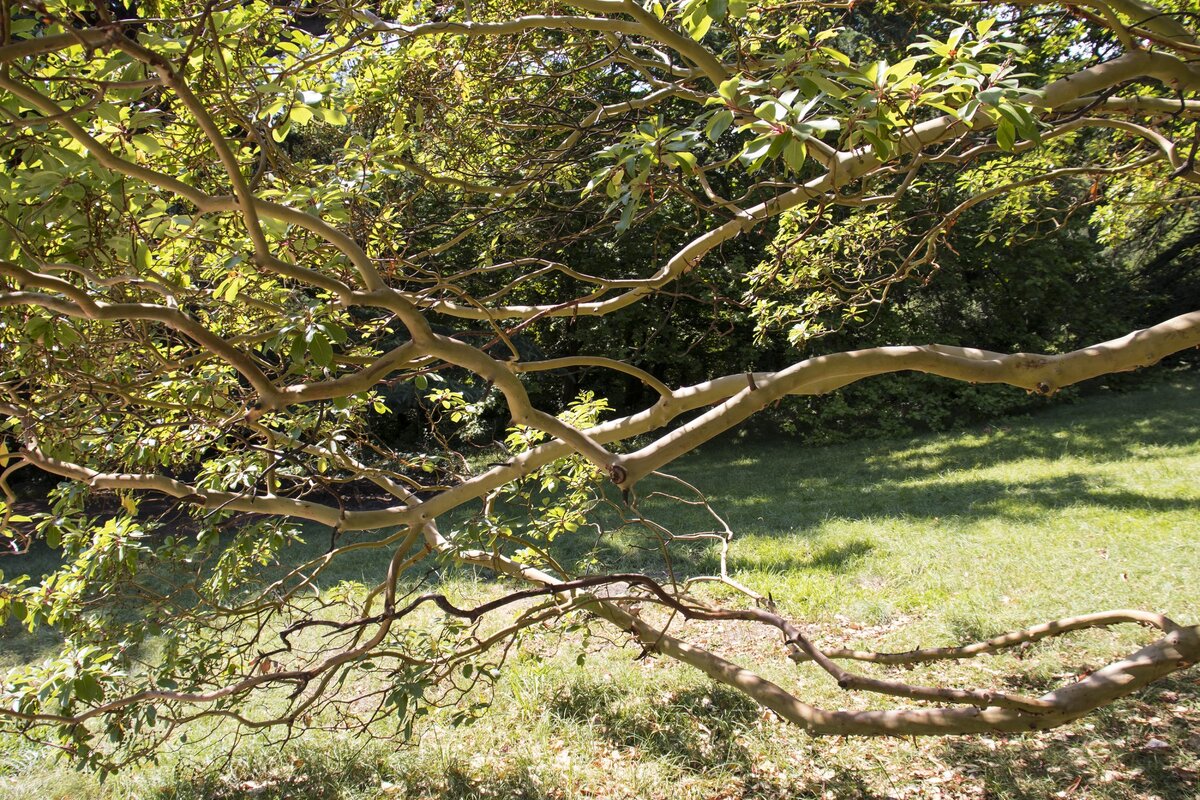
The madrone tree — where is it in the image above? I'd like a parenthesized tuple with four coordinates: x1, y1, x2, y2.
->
(2, 0, 1200, 771)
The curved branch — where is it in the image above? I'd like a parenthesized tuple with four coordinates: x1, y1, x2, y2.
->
(421, 530, 1200, 736)
(512, 356, 673, 397)
(615, 309, 1200, 485)
(807, 610, 1180, 665)
(0, 264, 281, 402)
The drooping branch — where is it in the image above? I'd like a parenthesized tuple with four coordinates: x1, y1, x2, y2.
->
(418, 534, 1200, 736)
(601, 599, 1200, 735)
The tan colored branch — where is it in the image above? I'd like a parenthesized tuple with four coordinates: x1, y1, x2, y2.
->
(422, 531, 1200, 736)
(1090, 0, 1199, 46)
(807, 610, 1179, 665)
(0, 28, 113, 62)
(615, 310, 1200, 485)
(602, 600, 1199, 735)
(0, 264, 281, 402)
(511, 356, 672, 397)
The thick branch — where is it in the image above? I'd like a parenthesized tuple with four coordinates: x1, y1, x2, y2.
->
(615, 310, 1200, 485)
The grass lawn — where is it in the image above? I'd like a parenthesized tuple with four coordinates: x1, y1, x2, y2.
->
(1, 375, 1198, 799)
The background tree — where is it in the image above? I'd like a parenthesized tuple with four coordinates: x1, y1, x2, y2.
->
(1, 0, 1199, 773)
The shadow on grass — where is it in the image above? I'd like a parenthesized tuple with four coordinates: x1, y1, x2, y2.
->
(725, 536, 876, 575)
(542, 525, 878, 580)
(683, 382, 1200, 497)
(545, 467, 1196, 578)
(706, 380, 1199, 472)
(550, 682, 760, 770)
(127, 685, 886, 800)
(131, 735, 396, 800)
(934, 674, 1200, 800)
(544, 680, 883, 798)
(632, 381, 1200, 545)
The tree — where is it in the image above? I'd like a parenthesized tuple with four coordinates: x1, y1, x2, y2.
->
(1, 0, 1199, 771)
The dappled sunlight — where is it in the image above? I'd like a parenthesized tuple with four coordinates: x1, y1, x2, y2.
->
(667, 381, 1198, 533)
(549, 682, 761, 771)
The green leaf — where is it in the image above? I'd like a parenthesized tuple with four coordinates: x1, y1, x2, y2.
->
(996, 118, 1016, 151)
(74, 673, 104, 704)
(706, 109, 735, 141)
(742, 135, 774, 163)
(290, 334, 308, 365)
(806, 118, 841, 132)
(887, 59, 919, 81)
(260, 216, 288, 239)
(289, 105, 314, 126)
(947, 25, 968, 51)
(131, 134, 162, 155)
(96, 103, 122, 126)
(56, 325, 80, 347)
(320, 323, 348, 344)
(136, 242, 152, 272)
(820, 47, 852, 67)
(860, 129, 891, 158)
(317, 106, 348, 126)
(805, 75, 849, 98)
(308, 331, 333, 367)
(754, 100, 788, 123)
(977, 88, 1005, 106)
(686, 10, 712, 41)
(717, 75, 741, 102)
(219, 275, 243, 302)
(782, 136, 807, 173)
(669, 150, 698, 171)
(955, 98, 981, 122)
(994, 103, 1025, 132)
(616, 199, 638, 232)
